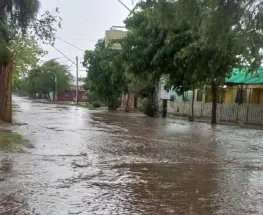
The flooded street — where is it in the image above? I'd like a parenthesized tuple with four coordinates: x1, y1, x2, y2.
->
(1, 96, 263, 215)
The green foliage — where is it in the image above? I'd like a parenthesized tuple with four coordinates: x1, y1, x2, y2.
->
(92, 101, 101, 108)
(119, 2, 198, 104)
(126, 0, 263, 123)
(13, 36, 44, 75)
(120, 3, 165, 82)
(151, 0, 263, 70)
(85, 91, 102, 108)
(0, 130, 32, 152)
(18, 60, 73, 95)
(0, 0, 40, 34)
(0, 0, 60, 44)
(140, 98, 158, 117)
(83, 39, 126, 110)
(12, 36, 45, 91)
(0, 41, 10, 65)
(41, 60, 73, 92)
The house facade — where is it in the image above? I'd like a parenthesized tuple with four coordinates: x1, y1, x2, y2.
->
(167, 68, 263, 105)
(51, 81, 87, 102)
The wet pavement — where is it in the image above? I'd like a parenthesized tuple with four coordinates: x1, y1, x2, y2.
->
(1, 96, 263, 215)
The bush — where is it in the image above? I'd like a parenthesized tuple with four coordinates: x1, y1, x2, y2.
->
(141, 99, 158, 117)
(86, 91, 102, 107)
(107, 97, 121, 110)
(91, 101, 101, 108)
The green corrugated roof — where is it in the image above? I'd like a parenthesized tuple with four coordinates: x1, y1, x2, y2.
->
(225, 68, 263, 85)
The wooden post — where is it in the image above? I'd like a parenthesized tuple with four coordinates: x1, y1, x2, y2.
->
(162, 99, 168, 118)
(246, 87, 251, 123)
(211, 82, 218, 124)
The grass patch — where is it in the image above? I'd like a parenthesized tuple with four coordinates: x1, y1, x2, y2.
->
(0, 130, 33, 152)
(78, 102, 97, 110)
(0, 120, 7, 127)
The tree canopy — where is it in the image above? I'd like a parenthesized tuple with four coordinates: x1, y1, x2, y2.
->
(122, 0, 263, 123)
(0, 0, 60, 66)
(18, 60, 73, 96)
(0, 0, 60, 43)
(83, 39, 127, 110)
(82, 0, 263, 123)
(12, 35, 44, 77)
(0, 0, 60, 122)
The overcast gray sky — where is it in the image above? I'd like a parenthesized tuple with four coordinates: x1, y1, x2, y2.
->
(39, 0, 133, 77)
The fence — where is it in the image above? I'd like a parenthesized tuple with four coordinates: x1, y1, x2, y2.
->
(168, 101, 263, 125)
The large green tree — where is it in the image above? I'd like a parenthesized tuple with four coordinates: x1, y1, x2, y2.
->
(24, 60, 73, 97)
(129, 0, 263, 124)
(83, 39, 127, 110)
(119, 1, 167, 111)
(0, 0, 60, 43)
(12, 35, 45, 90)
(120, 1, 202, 116)
(0, 0, 60, 122)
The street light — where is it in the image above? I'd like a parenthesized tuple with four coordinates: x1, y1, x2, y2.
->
(48, 71, 57, 102)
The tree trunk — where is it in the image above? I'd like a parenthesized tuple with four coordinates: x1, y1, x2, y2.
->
(211, 81, 218, 125)
(108, 97, 118, 111)
(134, 96, 138, 109)
(0, 57, 13, 123)
(125, 93, 130, 112)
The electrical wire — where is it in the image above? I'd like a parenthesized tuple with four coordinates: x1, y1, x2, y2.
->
(51, 46, 76, 65)
(117, 0, 131, 12)
(68, 62, 75, 68)
(62, 38, 97, 41)
(57, 58, 75, 64)
(55, 36, 85, 52)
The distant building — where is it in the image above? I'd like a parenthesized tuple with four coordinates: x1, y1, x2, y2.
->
(105, 26, 127, 50)
(56, 80, 87, 102)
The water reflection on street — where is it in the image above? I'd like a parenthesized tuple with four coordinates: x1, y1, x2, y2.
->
(0, 96, 263, 214)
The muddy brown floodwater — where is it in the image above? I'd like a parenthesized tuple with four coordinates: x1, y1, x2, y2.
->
(1, 96, 263, 215)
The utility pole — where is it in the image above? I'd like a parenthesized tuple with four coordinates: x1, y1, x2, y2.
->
(76, 56, 79, 103)
(47, 71, 57, 102)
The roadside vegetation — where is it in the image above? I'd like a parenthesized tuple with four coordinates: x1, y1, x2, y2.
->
(0, 0, 61, 122)
(82, 0, 263, 123)
(0, 128, 32, 152)
(14, 60, 73, 99)
(0, 119, 32, 152)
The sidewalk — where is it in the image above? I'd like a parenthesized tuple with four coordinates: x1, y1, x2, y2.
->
(168, 113, 263, 130)
(31, 99, 73, 105)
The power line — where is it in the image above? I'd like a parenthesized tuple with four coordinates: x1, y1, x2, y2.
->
(57, 58, 75, 64)
(42, 57, 68, 62)
(68, 62, 75, 68)
(55, 36, 86, 52)
(51, 46, 76, 65)
(62, 38, 98, 41)
(117, 0, 131, 12)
